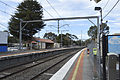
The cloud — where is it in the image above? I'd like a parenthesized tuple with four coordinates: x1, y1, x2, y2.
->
(108, 36, 120, 44)
(76, 33, 90, 40)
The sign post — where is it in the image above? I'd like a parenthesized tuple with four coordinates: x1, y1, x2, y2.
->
(102, 34, 107, 80)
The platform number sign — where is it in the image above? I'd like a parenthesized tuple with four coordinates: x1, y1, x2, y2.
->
(108, 35, 120, 54)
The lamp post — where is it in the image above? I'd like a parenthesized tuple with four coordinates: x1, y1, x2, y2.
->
(95, 7, 106, 80)
(95, 7, 102, 25)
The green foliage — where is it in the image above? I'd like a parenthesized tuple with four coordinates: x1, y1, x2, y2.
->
(43, 32, 57, 42)
(8, 0, 45, 41)
(8, 36, 19, 43)
(43, 32, 80, 46)
(88, 26, 97, 40)
(101, 23, 109, 34)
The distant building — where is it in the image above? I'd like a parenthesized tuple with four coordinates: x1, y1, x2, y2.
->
(30, 38, 60, 49)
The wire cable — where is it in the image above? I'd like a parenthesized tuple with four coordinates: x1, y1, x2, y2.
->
(17, 1, 54, 18)
(45, 0, 69, 31)
(0, 24, 7, 30)
(103, 0, 110, 10)
(45, 0, 62, 18)
(0, 23, 18, 32)
(103, 0, 120, 19)
(43, 8, 54, 18)
(0, 9, 12, 16)
(0, 0, 17, 10)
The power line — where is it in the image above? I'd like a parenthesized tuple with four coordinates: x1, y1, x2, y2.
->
(103, 0, 110, 10)
(45, 0, 62, 18)
(0, 1, 54, 19)
(103, 0, 120, 19)
(17, 1, 54, 18)
(0, 0, 17, 10)
(43, 8, 54, 18)
(0, 23, 7, 30)
(0, 23, 19, 32)
(0, 9, 12, 16)
(45, 0, 69, 30)
(0, 23, 8, 28)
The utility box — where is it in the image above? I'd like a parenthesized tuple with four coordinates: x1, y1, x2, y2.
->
(0, 31, 8, 52)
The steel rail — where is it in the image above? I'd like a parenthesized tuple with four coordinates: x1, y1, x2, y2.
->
(0, 50, 79, 79)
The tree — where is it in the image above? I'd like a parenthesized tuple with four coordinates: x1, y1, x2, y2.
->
(56, 34, 70, 46)
(101, 23, 109, 34)
(8, 0, 45, 41)
(88, 26, 97, 40)
(43, 32, 57, 42)
(43, 32, 79, 46)
(8, 36, 19, 43)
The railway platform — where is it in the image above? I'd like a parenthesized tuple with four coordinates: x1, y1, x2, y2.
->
(50, 48, 94, 80)
(0, 48, 74, 58)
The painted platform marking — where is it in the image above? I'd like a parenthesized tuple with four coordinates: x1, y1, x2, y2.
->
(49, 49, 85, 80)
(68, 49, 86, 80)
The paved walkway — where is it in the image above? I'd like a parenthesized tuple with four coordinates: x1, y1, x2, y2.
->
(68, 49, 94, 80)
(82, 50, 94, 80)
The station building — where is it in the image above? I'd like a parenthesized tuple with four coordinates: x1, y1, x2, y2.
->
(30, 38, 60, 49)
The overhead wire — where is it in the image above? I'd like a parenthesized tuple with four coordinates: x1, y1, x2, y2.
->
(0, 1, 54, 18)
(0, 1, 68, 33)
(0, 23, 18, 32)
(0, 23, 7, 30)
(0, 23, 31, 37)
(0, 0, 17, 10)
(103, 0, 120, 19)
(17, 1, 54, 18)
(103, 0, 110, 10)
(0, 9, 12, 16)
(45, 0, 69, 30)
(43, 8, 54, 18)
(45, 0, 62, 18)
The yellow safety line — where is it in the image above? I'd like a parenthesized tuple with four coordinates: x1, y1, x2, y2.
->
(72, 51, 83, 80)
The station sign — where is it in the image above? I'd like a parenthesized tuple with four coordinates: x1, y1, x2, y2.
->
(107, 35, 120, 54)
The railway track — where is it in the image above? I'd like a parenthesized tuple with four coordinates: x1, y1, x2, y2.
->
(30, 53, 75, 80)
(0, 49, 79, 80)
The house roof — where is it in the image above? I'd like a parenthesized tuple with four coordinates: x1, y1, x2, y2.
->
(31, 41, 37, 43)
(33, 38, 54, 43)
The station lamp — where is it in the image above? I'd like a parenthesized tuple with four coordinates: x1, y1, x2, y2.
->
(95, 7, 102, 23)
(95, 7, 101, 11)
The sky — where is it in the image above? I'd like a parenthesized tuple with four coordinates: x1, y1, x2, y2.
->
(0, 0, 120, 40)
